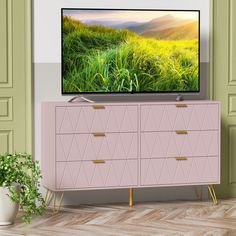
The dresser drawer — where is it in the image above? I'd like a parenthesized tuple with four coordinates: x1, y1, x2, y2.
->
(141, 156, 219, 186)
(141, 130, 218, 159)
(141, 104, 219, 131)
(56, 160, 138, 189)
(56, 133, 138, 161)
(56, 105, 138, 134)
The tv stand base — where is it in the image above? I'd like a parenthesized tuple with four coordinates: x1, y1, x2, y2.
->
(80, 96, 95, 103)
(176, 94, 184, 101)
(68, 96, 95, 103)
(68, 95, 186, 103)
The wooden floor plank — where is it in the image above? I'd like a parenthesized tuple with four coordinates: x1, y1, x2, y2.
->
(0, 199, 236, 236)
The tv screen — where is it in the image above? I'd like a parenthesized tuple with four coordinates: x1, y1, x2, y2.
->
(62, 9, 200, 94)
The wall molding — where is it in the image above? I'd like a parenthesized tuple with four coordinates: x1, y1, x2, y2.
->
(229, 125, 236, 185)
(0, 0, 32, 154)
(25, 0, 33, 154)
(212, 0, 236, 197)
(0, 130, 13, 154)
(229, 0, 236, 86)
(209, 0, 214, 99)
(0, 97, 13, 121)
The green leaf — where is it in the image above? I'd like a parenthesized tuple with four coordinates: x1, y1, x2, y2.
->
(0, 153, 45, 224)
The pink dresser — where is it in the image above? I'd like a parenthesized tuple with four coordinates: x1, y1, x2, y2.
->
(42, 101, 220, 193)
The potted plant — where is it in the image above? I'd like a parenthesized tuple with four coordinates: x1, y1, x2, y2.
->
(0, 153, 45, 225)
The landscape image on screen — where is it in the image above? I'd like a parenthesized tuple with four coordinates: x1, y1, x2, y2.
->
(62, 10, 199, 93)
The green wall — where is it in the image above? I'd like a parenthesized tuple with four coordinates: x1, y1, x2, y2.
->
(0, 0, 32, 154)
(212, 0, 236, 197)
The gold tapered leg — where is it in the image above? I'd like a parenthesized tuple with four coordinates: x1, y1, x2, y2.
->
(53, 192, 64, 214)
(129, 188, 133, 207)
(44, 189, 53, 206)
(208, 185, 218, 205)
(45, 189, 64, 213)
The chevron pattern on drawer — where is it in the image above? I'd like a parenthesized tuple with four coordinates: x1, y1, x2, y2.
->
(141, 104, 219, 131)
(56, 105, 138, 133)
(141, 157, 219, 186)
(56, 160, 138, 189)
(141, 131, 218, 158)
(56, 133, 138, 161)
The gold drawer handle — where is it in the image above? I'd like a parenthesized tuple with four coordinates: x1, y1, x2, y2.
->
(175, 130, 188, 135)
(92, 105, 105, 109)
(175, 157, 188, 161)
(176, 104, 188, 108)
(92, 132, 106, 137)
(92, 160, 106, 164)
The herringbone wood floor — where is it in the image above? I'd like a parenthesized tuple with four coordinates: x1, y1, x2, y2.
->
(0, 199, 236, 236)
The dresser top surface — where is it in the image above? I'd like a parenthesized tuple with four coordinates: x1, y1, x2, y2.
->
(42, 100, 220, 106)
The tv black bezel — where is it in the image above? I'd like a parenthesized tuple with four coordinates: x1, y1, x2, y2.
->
(61, 8, 201, 95)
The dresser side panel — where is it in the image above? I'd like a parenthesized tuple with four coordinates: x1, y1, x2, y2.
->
(41, 103, 56, 190)
(217, 102, 221, 184)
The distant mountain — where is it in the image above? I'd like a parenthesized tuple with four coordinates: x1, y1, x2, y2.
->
(113, 21, 142, 29)
(82, 20, 120, 27)
(142, 21, 198, 40)
(81, 15, 198, 40)
(148, 14, 178, 26)
(82, 20, 143, 30)
(127, 14, 193, 34)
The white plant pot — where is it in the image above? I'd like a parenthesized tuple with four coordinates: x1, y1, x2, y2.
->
(0, 186, 20, 226)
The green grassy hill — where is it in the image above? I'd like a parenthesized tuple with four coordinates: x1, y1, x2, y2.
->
(62, 16, 199, 93)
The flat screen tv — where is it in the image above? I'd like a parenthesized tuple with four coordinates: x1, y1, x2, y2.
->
(61, 9, 200, 94)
